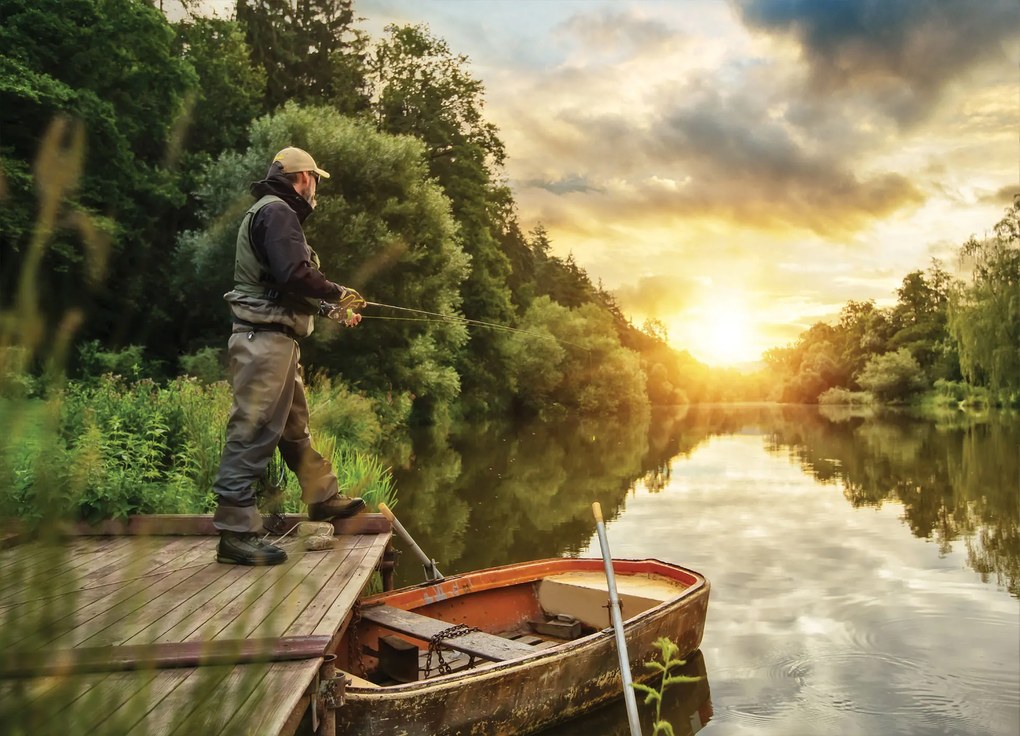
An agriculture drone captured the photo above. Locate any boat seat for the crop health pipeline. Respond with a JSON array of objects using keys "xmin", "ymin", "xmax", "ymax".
[
  {"xmin": 537, "ymin": 572, "xmax": 683, "ymax": 630},
  {"xmin": 359, "ymin": 605, "xmax": 535, "ymax": 662}
]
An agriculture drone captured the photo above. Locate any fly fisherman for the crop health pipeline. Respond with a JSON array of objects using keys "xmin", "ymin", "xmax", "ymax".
[{"xmin": 213, "ymin": 147, "xmax": 367, "ymax": 566}]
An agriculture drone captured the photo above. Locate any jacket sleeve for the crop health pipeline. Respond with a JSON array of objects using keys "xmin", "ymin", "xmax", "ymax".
[{"xmin": 251, "ymin": 203, "xmax": 343, "ymax": 301}]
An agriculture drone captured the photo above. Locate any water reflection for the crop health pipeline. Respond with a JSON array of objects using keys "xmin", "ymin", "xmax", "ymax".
[
  {"xmin": 389, "ymin": 405, "xmax": 1019, "ymax": 598},
  {"xmin": 545, "ymin": 649, "xmax": 712, "ymax": 736}
]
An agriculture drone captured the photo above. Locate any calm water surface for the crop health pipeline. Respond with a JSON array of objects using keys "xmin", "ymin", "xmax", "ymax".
[{"xmin": 386, "ymin": 405, "xmax": 1020, "ymax": 736}]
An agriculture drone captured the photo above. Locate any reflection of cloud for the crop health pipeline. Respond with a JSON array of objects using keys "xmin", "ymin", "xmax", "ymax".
[{"xmin": 734, "ymin": 0, "xmax": 1020, "ymax": 126}]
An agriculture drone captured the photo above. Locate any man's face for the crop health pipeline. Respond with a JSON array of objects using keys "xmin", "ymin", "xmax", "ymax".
[{"xmin": 296, "ymin": 171, "xmax": 318, "ymax": 209}]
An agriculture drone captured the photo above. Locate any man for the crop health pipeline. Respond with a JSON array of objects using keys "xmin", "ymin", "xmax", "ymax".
[{"xmin": 213, "ymin": 146, "xmax": 367, "ymax": 566}]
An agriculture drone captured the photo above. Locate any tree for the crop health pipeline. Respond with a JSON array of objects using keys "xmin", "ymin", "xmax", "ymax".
[
  {"xmin": 0, "ymin": 0, "xmax": 197, "ymax": 356},
  {"xmin": 174, "ymin": 103, "xmax": 471, "ymax": 420},
  {"xmin": 371, "ymin": 23, "xmax": 514, "ymax": 414},
  {"xmin": 887, "ymin": 261, "xmax": 959, "ymax": 380},
  {"xmin": 173, "ymin": 17, "xmax": 266, "ymax": 156},
  {"xmin": 856, "ymin": 348, "xmax": 926, "ymax": 402},
  {"xmin": 949, "ymin": 199, "xmax": 1020, "ymax": 396},
  {"xmin": 236, "ymin": 0, "xmax": 369, "ymax": 114},
  {"xmin": 503, "ymin": 297, "xmax": 649, "ymax": 416}
]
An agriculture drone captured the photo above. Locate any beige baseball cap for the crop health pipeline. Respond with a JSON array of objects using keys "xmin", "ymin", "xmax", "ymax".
[{"xmin": 272, "ymin": 147, "xmax": 330, "ymax": 179}]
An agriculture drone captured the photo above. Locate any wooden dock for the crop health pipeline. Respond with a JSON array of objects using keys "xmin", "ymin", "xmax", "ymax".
[{"xmin": 0, "ymin": 514, "xmax": 392, "ymax": 735}]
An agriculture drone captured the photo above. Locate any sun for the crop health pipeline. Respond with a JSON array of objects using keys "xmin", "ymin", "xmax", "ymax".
[{"xmin": 672, "ymin": 300, "xmax": 763, "ymax": 366}]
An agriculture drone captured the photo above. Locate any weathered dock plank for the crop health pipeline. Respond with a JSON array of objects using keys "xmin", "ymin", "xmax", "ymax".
[{"xmin": 0, "ymin": 513, "xmax": 392, "ymax": 735}]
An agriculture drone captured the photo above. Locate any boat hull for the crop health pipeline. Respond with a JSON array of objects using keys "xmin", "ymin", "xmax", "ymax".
[{"xmin": 336, "ymin": 558, "xmax": 710, "ymax": 735}]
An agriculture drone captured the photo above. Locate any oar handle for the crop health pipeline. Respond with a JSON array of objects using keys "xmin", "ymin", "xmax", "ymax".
[
  {"xmin": 379, "ymin": 503, "xmax": 442, "ymax": 582},
  {"xmin": 593, "ymin": 501, "xmax": 643, "ymax": 736}
]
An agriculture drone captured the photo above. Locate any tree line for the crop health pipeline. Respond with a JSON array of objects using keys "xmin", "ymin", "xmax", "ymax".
[
  {"xmin": 2, "ymin": 0, "xmax": 1016, "ymax": 422},
  {"xmin": 0, "ymin": 0, "xmax": 684, "ymax": 423},
  {"xmin": 763, "ymin": 198, "xmax": 1020, "ymax": 408}
]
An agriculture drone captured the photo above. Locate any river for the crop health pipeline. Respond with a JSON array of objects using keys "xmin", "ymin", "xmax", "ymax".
[{"xmin": 385, "ymin": 404, "xmax": 1020, "ymax": 736}]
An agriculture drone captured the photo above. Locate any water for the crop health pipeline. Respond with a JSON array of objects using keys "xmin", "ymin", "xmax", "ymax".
[{"xmin": 386, "ymin": 405, "xmax": 1020, "ymax": 735}]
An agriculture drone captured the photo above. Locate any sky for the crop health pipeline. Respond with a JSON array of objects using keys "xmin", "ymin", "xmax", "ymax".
[{"xmin": 200, "ymin": 0, "xmax": 1020, "ymax": 365}]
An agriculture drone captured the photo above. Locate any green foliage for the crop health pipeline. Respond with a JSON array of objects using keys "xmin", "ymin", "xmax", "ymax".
[
  {"xmin": 0, "ymin": 0, "xmax": 198, "ymax": 351},
  {"xmin": 76, "ymin": 340, "xmax": 163, "ymax": 382},
  {"xmin": 949, "ymin": 199, "xmax": 1020, "ymax": 396},
  {"xmin": 237, "ymin": 0, "xmax": 369, "ymax": 114},
  {"xmin": 57, "ymin": 375, "xmax": 231, "ymax": 519},
  {"xmin": 503, "ymin": 297, "xmax": 649, "ymax": 416},
  {"xmin": 179, "ymin": 346, "xmax": 226, "ymax": 384},
  {"xmin": 173, "ymin": 16, "xmax": 266, "ymax": 156},
  {"xmin": 307, "ymin": 373, "xmax": 384, "ymax": 450},
  {"xmin": 818, "ymin": 387, "xmax": 874, "ymax": 405},
  {"xmin": 632, "ymin": 637, "xmax": 700, "ymax": 736},
  {"xmin": 855, "ymin": 348, "xmax": 926, "ymax": 403},
  {"xmin": 0, "ymin": 347, "xmax": 40, "ymax": 398}
]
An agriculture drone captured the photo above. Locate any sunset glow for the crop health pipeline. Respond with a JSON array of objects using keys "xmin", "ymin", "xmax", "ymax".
[
  {"xmin": 681, "ymin": 302, "xmax": 761, "ymax": 366},
  {"xmin": 356, "ymin": 0, "xmax": 1015, "ymax": 364}
]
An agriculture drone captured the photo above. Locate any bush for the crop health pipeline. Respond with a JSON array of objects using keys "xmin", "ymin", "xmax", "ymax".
[
  {"xmin": 307, "ymin": 374, "xmax": 384, "ymax": 451},
  {"xmin": 179, "ymin": 346, "xmax": 226, "ymax": 384},
  {"xmin": 57, "ymin": 375, "xmax": 232, "ymax": 519},
  {"xmin": 76, "ymin": 340, "xmax": 164, "ymax": 382},
  {"xmin": 818, "ymin": 387, "xmax": 874, "ymax": 405},
  {"xmin": 855, "ymin": 348, "xmax": 926, "ymax": 403}
]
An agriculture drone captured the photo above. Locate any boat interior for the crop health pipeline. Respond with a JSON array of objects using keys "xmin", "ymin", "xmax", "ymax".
[{"xmin": 340, "ymin": 569, "xmax": 690, "ymax": 687}]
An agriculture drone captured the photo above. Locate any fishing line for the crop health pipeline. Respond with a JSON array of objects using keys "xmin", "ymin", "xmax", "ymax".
[{"xmin": 363, "ymin": 300, "xmax": 590, "ymax": 352}]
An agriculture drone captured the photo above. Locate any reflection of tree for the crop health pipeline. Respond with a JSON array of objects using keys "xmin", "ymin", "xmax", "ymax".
[
  {"xmin": 389, "ymin": 411, "xmax": 677, "ymax": 585},
  {"xmin": 765, "ymin": 407, "xmax": 1020, "ymax": 596},
  {"xmin": 390, "ymin": 405, "xmax": 1019, "ymax": 597}
]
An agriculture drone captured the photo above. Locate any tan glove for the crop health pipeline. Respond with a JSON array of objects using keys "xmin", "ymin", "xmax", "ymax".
[
  {"xmin": 336, "ymin": 286, "xmax": 366, "ymax": 311},
  {"xmin": 320, "ymin": 286, "xmax": 366, "ymax": 327}
]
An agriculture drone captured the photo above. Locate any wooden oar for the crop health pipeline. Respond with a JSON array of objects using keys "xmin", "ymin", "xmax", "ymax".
[
  {"xmin": 379, "ymin": 502, "xmax": 443, "ymax": 582},
  {"xmin": 593, "ymin": 501, "xmax": 643, "ymax": 736}
]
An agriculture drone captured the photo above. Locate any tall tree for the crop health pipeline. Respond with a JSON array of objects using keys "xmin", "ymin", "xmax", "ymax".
[
  {"xmin": 0, "ymin": 0, "xmax": 197, "ymax": 353},
  {"xmin": 174, "ymin": 104, "xmax": 471, "ymax": 421},
  {"xmin": 173, "ymin": 17, "xmax": 266, "ymax": 157},
  {"xmin": 371, "ymin": 24, "xmax": 514, "ymax": 414},
  {"xmin": 949, "ymin": 199, "xmax": 1020, "ymax": 395},
  {"xmin": 235, "ymin": 0, "xmax": 369, "ymax": 114}
]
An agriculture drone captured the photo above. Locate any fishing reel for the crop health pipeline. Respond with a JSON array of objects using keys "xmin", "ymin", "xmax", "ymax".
[{"xmin": 320, "ymin": 287, "xmax": 366, "ymax": 327}]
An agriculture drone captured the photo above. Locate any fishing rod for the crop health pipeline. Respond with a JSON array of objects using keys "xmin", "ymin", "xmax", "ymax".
[
  {"xmin": 366, "ymin": 301, "xmax": 589, "ymax": 351},
  {"xmin": 322, "ymin": 296, "xmax": 590, "ymax": 353}
]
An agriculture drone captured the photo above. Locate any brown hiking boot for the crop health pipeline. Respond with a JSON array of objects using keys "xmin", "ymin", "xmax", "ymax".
[{"xmin": 308, "ymin": 493, "xmax": 366, "ymax": 521}]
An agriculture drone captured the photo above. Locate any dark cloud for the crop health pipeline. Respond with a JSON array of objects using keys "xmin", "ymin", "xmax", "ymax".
[
  {"xmin": 733, "ymin": 0, "xmax": 1020, "ymax": 126},
  {"xmin": 981, "ymin": 184, "xmax": 1020, "ymax": 205},
  {"xmin": 541, "ymin": 87, "xmax": 925, "ymax": 236}
]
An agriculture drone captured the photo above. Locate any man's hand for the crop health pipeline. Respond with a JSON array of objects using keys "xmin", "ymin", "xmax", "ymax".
[
  {"xmin": 320, "ymin": 290, "xmax": 365, "ymax": 327},
  {"xmin": 336, "ymin": 286, "xmax": 367, "ymax": 312}
]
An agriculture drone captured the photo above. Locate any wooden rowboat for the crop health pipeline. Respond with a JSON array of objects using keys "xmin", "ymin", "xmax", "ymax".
[{"xmin": 336, "ymin": 557, "xmax": 710, "ymax": 735}]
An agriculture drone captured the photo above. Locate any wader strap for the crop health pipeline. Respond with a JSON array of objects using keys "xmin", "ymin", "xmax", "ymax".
[{"xmin": 232, "ymin": 319, "xmax": 299, "ymax": 341}]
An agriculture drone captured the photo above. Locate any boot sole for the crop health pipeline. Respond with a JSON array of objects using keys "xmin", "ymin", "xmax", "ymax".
[{"xmin": 216, "ymin": 554, "xmax": 287, "ymax": 566}]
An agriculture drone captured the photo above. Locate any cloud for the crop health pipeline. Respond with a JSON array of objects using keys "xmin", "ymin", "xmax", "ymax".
[
  {"xmin": 733, "ymin": 0, "xmax": 1020, "ymax": 126},
  {"xmin": 980, "ymin": 184, "xmax": 1020, "ymax": 206},
  {"xmin": 522, "ymin": 174, "xmax": 602, "ymax": 195},
  {"xmin": 613, "ymin": 273, "xmax": 701, "ymax": 315},
  {"xmin": 555, "ymin": 7, "xmax": 678, "ymax": 59},
  {"xmin": 518, "ymin": 85, "xmax": 925, "ymax": 237}
]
